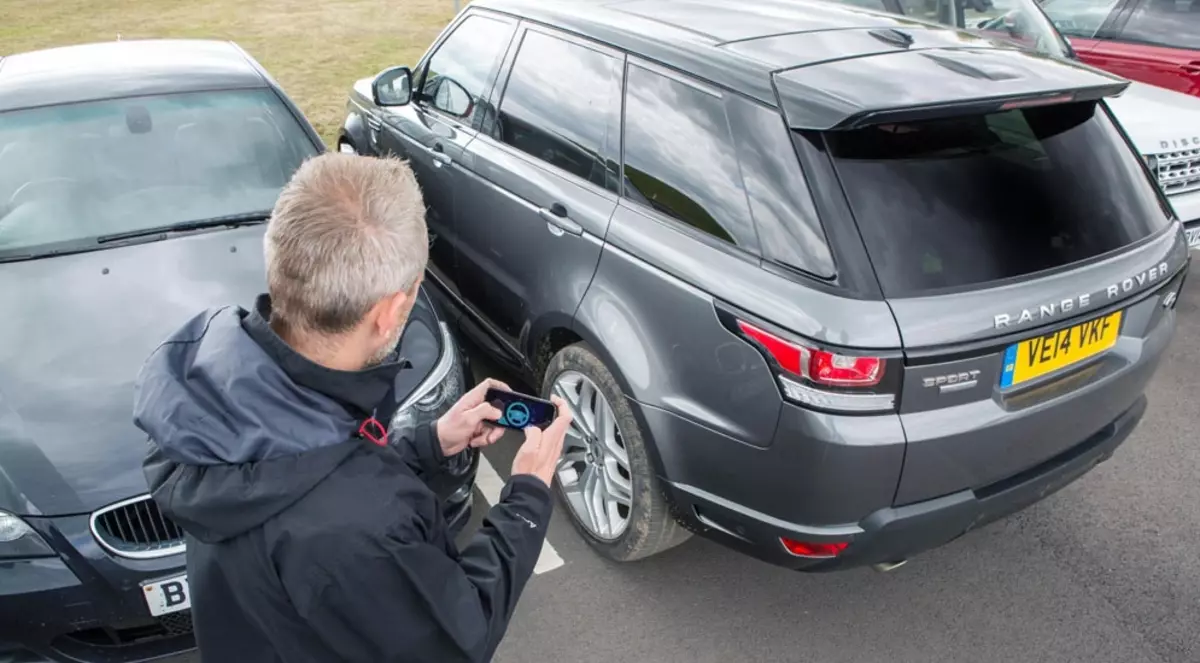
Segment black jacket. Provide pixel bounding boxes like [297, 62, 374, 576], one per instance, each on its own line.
[133, 296, 552, 663]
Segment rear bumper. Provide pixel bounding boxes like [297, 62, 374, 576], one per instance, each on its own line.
[663, 395, 1145, 572]
[0, 517, 192, 663]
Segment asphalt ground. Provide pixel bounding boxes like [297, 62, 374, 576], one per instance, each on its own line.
[175, 277, 1199, 663]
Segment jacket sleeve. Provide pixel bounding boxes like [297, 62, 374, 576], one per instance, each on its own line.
[300, 475, 553, 663]
[399, 420, 445, 478]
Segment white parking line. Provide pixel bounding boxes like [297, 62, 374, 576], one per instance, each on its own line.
[474, 453, 565, 575]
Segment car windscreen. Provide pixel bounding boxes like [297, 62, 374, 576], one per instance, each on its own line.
[0, 88, 318, 254]
[824, 101, 1171, 297]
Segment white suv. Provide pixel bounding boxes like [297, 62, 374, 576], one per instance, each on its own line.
[1108, 82, 1200, 249]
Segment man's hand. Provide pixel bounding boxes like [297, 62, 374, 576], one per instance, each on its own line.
[435, 378, 510, 457]
[510, 396, 572, 487]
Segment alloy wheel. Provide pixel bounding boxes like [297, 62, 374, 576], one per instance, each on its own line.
[552, 371, 633, 540]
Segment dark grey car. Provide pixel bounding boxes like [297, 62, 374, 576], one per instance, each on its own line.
[341, 0, 1191, 571]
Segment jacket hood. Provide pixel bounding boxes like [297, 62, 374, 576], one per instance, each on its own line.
[134, 296, 410, 542]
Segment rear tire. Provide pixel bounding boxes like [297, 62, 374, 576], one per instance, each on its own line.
[541, 342, 690, 561]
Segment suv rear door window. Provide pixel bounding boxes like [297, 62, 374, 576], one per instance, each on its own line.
[826, 102, 1170, 296]
[622, 64, 757, 250]
[496, 29, 622, 191]
[419, 14, 515, 128]
[1118, 0, 1200, 50]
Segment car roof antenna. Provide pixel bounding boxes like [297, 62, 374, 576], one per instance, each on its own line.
[868, 28, 915, 49]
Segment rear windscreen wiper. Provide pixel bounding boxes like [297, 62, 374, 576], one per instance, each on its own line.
[97, 210, 272, 244]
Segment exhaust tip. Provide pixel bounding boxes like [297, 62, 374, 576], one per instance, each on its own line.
[871, 560, 908, 573]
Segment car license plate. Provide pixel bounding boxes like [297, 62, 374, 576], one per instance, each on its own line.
[142, 573, 190, 616]
[999, 311, 1123, 388]
[1186, 225, 1200, 249]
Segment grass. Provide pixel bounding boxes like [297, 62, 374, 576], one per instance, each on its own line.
[0, 0, 462, 145]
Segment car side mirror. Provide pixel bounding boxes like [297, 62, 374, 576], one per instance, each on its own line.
[372, 66, 412, 107]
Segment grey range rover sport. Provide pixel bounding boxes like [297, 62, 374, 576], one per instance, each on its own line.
[340, 0, 1191, 571]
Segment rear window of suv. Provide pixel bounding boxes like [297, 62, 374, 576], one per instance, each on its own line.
[825, 101, 1170, 296]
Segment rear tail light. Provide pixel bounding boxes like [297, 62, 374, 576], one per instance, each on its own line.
[780, 537, 849, 558]
[737, 321, 883, 387]
[733, 319, 895, 413]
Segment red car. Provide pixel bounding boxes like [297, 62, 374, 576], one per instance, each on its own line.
[1042, 0, 1200, 96]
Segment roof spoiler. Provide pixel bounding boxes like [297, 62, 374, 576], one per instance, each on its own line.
[775, 47, 1132, 131]
[832, 82, 1129, 130]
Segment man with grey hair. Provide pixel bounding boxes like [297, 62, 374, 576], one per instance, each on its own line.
[133, 152, 570, 662]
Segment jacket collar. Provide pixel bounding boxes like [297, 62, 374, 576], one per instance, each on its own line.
[241, 294, 411, 419]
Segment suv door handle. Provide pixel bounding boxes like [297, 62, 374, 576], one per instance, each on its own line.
[538, 203, 582, 236]
[430, 142, 452, 168]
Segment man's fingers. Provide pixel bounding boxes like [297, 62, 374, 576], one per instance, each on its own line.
[522, 425, 543, 448]
[465, 402, 503, 423]
[547, 395, 573, 437]
[485, 426, 505, 445]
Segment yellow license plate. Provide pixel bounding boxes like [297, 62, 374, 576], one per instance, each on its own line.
[1000, 311, 1123, 388]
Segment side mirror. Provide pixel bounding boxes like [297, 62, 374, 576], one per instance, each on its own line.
[372, 66, 412, 107]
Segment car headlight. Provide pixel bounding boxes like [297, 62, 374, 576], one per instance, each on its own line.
[0, 511, 54, 559]
[390, 322, 465, 439]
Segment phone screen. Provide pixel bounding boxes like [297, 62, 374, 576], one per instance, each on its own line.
[485, 389, 557, 430]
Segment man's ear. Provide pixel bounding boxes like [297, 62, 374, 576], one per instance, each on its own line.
[372, 290, 412, 338]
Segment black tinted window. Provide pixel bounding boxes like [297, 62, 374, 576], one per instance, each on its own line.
[1119, 0, 1200, 49]
[828, 103, 1170, 296]
[727, 95, 834, 277]
[497, 30, 621, 191]
[623, 65, 755, 249]
[421, 15, 515, 127]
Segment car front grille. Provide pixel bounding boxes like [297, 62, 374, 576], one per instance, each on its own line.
[90, 495, 185, 559]
[58, 611, 193, 649]
[1155, 148, 1200, 196]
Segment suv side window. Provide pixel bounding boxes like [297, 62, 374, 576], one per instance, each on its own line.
[622, 64, 757, 250]
[726, 95, 835, 278]
[495, 29, 622, 192]
[418, 14, 516, 128]
[1118, 0, 1200, 50]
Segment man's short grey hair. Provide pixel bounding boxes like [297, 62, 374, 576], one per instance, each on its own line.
[264, 153, 429, 335]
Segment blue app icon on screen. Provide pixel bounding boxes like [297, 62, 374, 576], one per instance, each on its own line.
[504, 402, 531, 428]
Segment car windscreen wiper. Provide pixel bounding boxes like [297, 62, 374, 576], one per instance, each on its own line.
[97, 210, 272, 244]
[0, 246, 80, 264]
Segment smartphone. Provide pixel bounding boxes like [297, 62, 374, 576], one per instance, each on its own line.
[485, 388, 557, 430]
